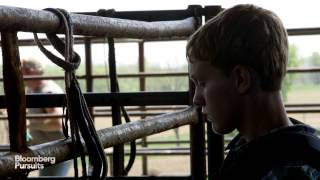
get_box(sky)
[1,0,320,67]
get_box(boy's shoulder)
[263,165,320,180]
[222,119,320,179]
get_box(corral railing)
[0,5,320,180]
[0,4,215,180]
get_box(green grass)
[286,84,320,103]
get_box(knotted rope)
[96,8,136,175]
[34,8,107,179]
[107,37,136,175]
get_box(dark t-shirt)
[213,118,320,179]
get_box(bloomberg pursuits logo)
[14,155,56,170]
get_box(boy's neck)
[238,91,292,141]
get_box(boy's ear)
[231,65,251,94]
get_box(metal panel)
[0,92,189,108]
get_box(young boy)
[187,4,320,179]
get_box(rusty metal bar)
[1,32,28,154]
[0,107,198,177]
[0,6,196,39]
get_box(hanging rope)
[34,8,107,179]
[107,37,136,175]
[97,8,136,175]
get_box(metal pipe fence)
[0,107,198,177]
[0,4,319,180]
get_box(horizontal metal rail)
[287,67,320,73]
[110,148,196,156]
[14,36,186,47]
[7,26,320,47]
[77,8,198,22]
[0,107,198,176]
[0,138,234,153]
[0,91,189,108]
[285,103,320,107]
[0,72,188,82]
[285,107,320,113]
[0,103,319,121]
[135,140,190,145]
[95,105,187,112]
[0,102,319,120]
[288,27,320,36]
[0,6,196,39]
[1,67,319,82]
[22,72,188,80]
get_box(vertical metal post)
[108,38,125,176]
[1,32,28,153]
[187,5,206,180]
[84,37,98,176]
[203,6,224,180]
[189,82,206,180]
[84,38,93,93]
[138,41,148,175]
[207,127,224,179]
[2,32,29,179]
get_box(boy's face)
[189,61,238,134]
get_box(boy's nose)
[193,89,205,106]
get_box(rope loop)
[34,8,107,179]
[33,8,80,73]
